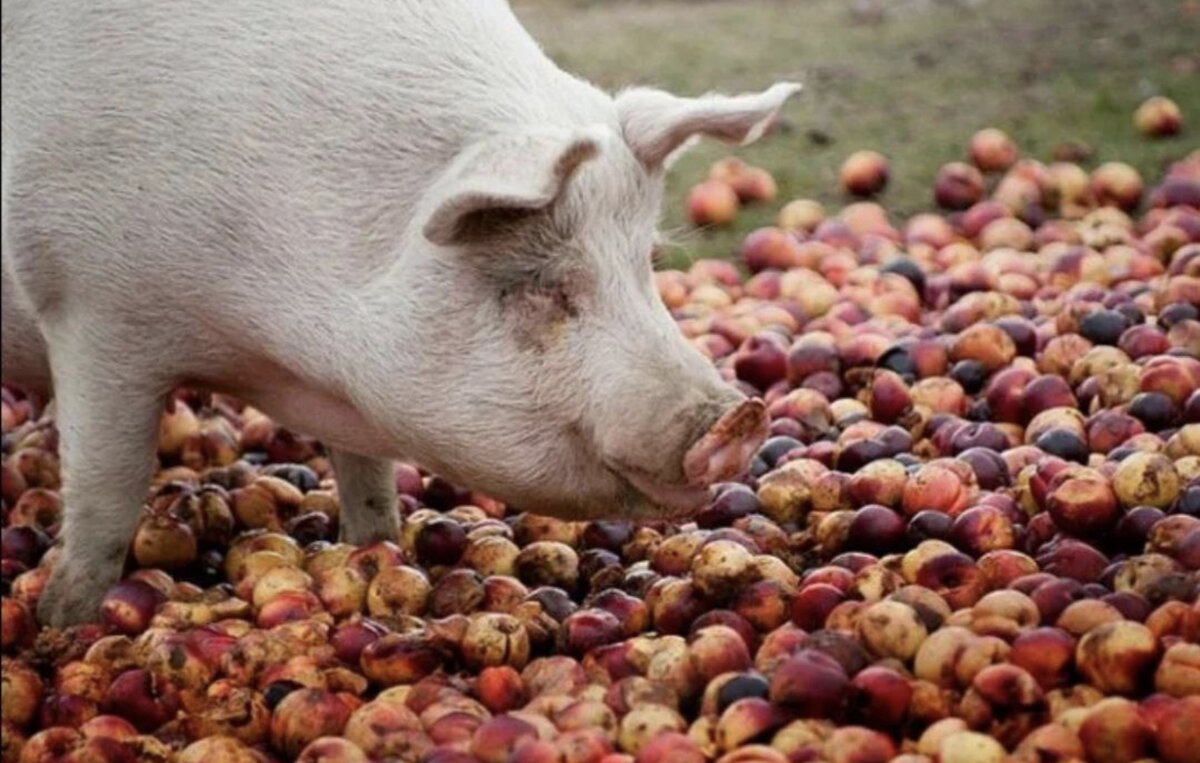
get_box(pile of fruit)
[2,97,1198,763]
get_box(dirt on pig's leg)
[331,448,400,544]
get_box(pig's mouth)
[601,399,769,519]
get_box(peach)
[969,663,1045,727]
[916,717,967,756]
[295,737,371,763]
[856,600,927,661]
[360,632,447,687]
[178,736,265,763]
[822,726,896,763]
[714,698,785,752]
[515,541,580,591]
[646,578,710,636]
[731,579,791,632]
[1139,357,1200,406]
[867,370,912,424]
[1045,470,1121,536]
[1156,695,1200,763]
[953,635,1011,688]
[687,626,752,686]
[708,157,747,185]
[1076,621,1161,695]
[1046,161,1092,208]
[840,151,889,197]
[15,727,82,761]
[1154,641,1200,698]
[687,181,739,227]
[1046,683,1104,721]
[937,730,1005,763]
[734,332,790,391]
[909,378,967,416]
[848,666,912,729]
[889,585,952,630]
[1011,723,1085,763]
[740,228,805,273]
[993,172,1043,215]
[768,650,849,719]
[769,719,831,761]
[934,162,985,210]
[789,583,845,632]
[461,613,530,671]
[651,533,705,577]
[1078,697,1154,763]
[558,609,622,659]
[901,461,975,516]
[1134,95,1183,138]
[1010,627,1076,690]
[713,746,788,763]
[268,688,354,758]
[1091,162,1144,211]
[616,704,687,755]
[474,665,526,715]
[969,128,1019,172]
[1056,599,1124,637]
[1087,409,1145,454]
[905,213,957,248]
[342,539,403,582]
[777,199,826,233]
[951,506,1015,556]
[635,731,706,763]
[846,505,906,553]
[471,715,541,763]
[730,167,778,204]
[979,216,1033,250]
[1112,451,1181,508]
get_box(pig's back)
[2,0,613,290]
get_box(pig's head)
[391,82,800,519]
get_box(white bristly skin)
[1,0,800,626]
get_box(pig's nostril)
[682,398,770,486]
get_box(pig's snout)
[682,398,769,486]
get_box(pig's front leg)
[37,351,164,627]
[331,449,400,544]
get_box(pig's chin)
[614,468,713,520]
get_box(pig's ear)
[423,129,603,246]
[616,82,802,169]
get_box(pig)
[1,0,798,626]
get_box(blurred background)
[512,0,1199,263]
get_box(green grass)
[513,0,1200,266]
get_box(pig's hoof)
[37,567,106,628]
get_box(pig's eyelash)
[649,228,692,269]
[650,242,667,266]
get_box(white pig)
[1,0,798,626]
